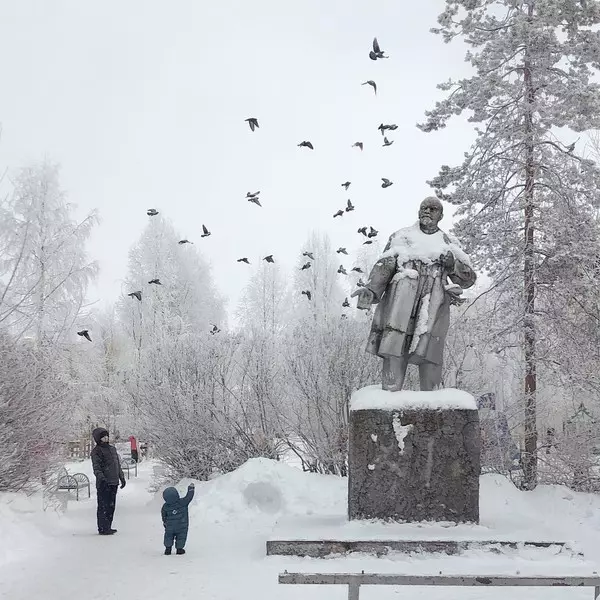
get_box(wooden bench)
[279,572,600,599]
[120,456,138,479]
[56,467,90,501]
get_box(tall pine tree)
[420,0,600,488]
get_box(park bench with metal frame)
[279,572,600,600]
[56,467,90,501]
[120,456,138,479]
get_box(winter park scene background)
[3,1,600,598]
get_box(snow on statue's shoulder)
[382,222,472,267]
[350,385,477,411]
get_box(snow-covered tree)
[0,161,98,343]
[420,0,600,488]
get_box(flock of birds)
[77,38,393,341]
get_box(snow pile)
[351,385,477,411]
[157,458,345,524]
[382,222,472,267]
[0,493,50,567]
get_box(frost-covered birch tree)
[420,0,600,488]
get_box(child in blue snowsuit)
[161,483,195,555]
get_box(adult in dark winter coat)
[161,483,195,555]
[91,427,126,535]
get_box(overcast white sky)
[0,0,474,317]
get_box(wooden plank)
[267,539,573,558]
[279,573,600,588]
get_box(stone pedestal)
[348,388,480,523]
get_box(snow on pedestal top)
[350,385,477,411]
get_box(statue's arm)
[448,258,476,289]
[365,256,397,303]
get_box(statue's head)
[418,196,443,232]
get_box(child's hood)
[162,487,180,504]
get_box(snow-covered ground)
[1,458,600,599]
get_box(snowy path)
[1,460,598,600]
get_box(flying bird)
[383,137,394,147]
[342,298,350,308]
[201,224,211,237]
[128,291,142,301]
[363,240,373,245]
[264,255,275,263]
[369,37,388,60]
[352,141,364,151]
[147,209,159,216]
[341,181,351,190]
[245,117,259,131]
[357,278,366,287]
[77,329,92,342]
[352,267,364,274]
[178,239,193,245]
[237,257,250,264]
[298,141,314,149]
[248,196,262,207]
[210,325,221,335]
[378,123,398,135]
[358,226,368,236]
[381,178,393,188]
[333,209,344,218]
[246,191,260,198]
[338,265,348,275]
[303,251,315,260]
[301,262,312,271]
[566,141,576,153]
[301,290,312,301]
[346,199,355,212]
[361,80,377,95]
[148,278,162,285]
[341,314,348,319]
[368,227,379,238]
[337,247,348,255]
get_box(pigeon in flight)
[77,329,92,342]
[368,227,379,238]
[342,298,350,308]
[381,178,393,188]
[245,117,259,132]
[333,209,344,218]
[341,181,351,191]
[298,141,314,149]
[201,224,211,237]
[369,37,388,60]
[210,325,221,335]
[363,240,373,245]
[128,291,142,301]
[148,278,162,285]
[362,80,377,95]
[303,251,315,260]
[346,199,355,212]
[178,239,193,245]
[246,191,260,198]
[338,265,348,275]
[383,137,394,147]
[566,141,576,153]
[358,226,368,236]
[337,247,348,255]
[301,262,312,270]
[378,123,398,136]
[352,267,364,274]
[248,196,262,207]
[301,290,312,301]
[237,257,250,264]
[352,142,364,151]
[147,209,159,216]
[264,255,275,263]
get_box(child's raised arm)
[182,483,195,506]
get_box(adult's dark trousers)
[97,483,118,533]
